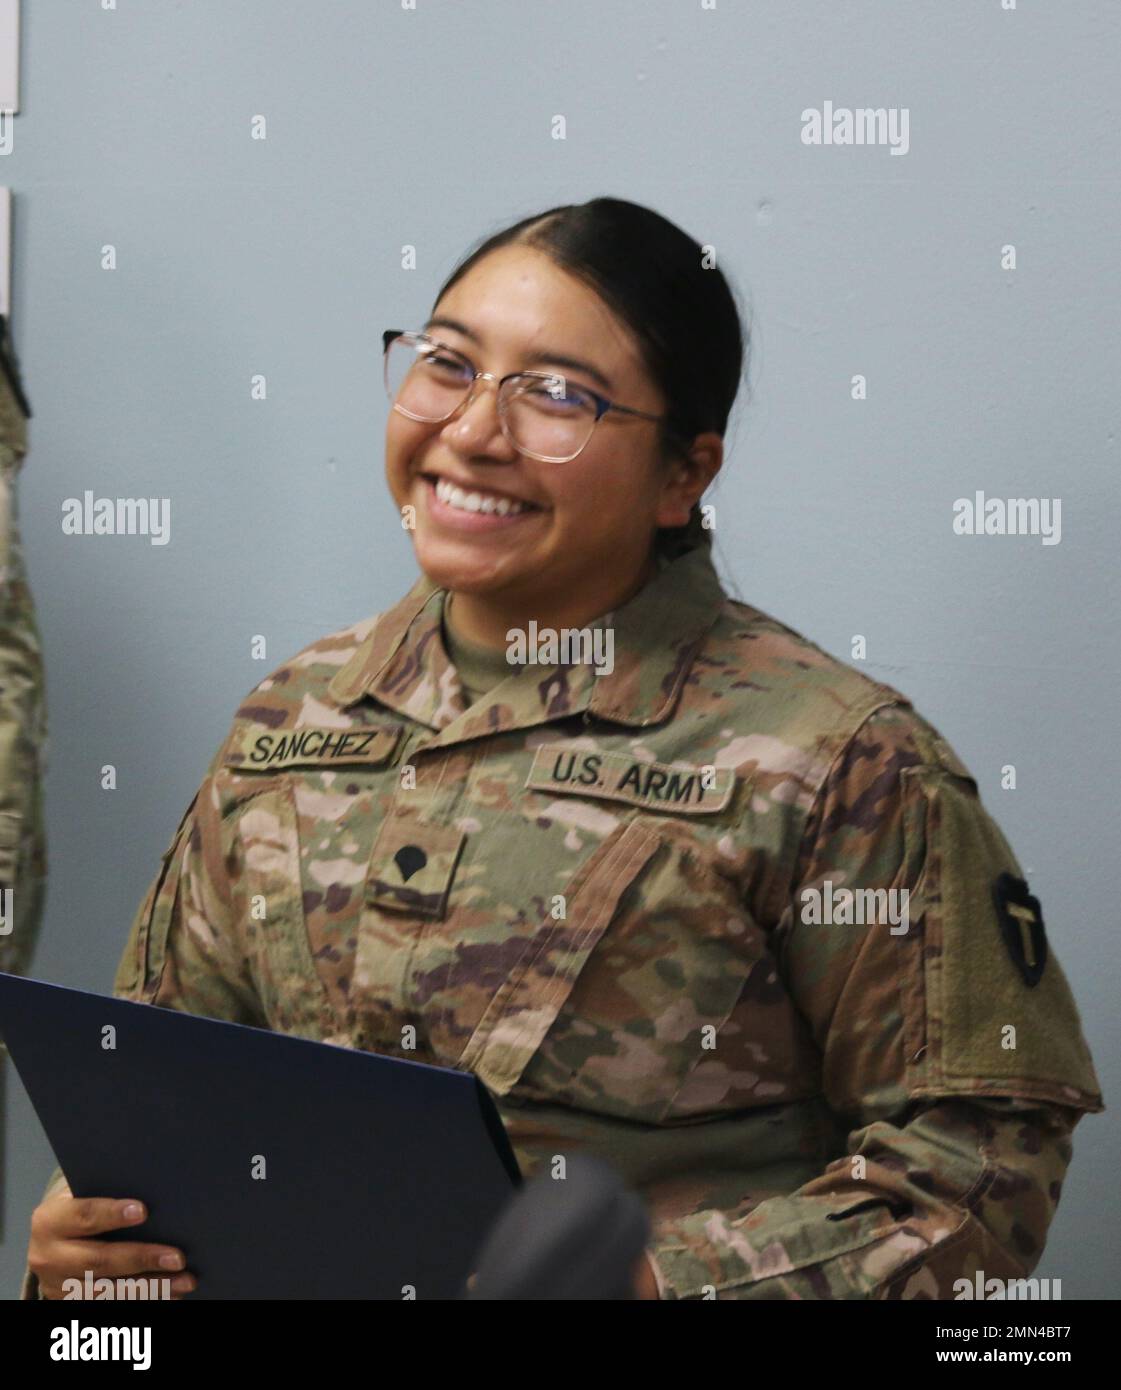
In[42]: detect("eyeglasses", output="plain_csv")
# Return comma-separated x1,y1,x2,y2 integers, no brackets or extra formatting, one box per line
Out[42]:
382,329,679,464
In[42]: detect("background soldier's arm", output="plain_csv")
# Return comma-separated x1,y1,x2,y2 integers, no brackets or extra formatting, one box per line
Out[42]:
0,312,45,977
646,704,1103,1300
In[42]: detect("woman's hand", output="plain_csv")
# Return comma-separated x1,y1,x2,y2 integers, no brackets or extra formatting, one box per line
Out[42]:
28,1181,196,1300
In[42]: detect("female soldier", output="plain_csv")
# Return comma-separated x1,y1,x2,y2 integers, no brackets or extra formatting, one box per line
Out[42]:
25,197,1102,1300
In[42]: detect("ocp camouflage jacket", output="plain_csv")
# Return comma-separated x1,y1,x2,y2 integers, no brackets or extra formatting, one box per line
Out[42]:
24,537,1105,1299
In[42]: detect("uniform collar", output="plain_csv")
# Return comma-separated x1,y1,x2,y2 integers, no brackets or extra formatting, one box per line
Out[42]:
327,539,727,739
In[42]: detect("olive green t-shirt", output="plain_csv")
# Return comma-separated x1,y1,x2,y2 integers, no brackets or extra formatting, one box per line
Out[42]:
441,596,524,704
440,590,625,705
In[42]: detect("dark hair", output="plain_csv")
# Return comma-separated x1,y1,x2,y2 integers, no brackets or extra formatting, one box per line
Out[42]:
431,197,750,555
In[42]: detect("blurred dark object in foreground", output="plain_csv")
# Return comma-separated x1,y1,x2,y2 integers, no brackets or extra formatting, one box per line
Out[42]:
466,1154,651,1300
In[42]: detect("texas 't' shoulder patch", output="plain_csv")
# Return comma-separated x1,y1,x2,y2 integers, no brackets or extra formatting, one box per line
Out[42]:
525,745,736,814
992,871,1048,988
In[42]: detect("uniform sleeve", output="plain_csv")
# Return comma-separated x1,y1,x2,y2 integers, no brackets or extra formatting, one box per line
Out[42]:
20,748,267,1299
646,703,1104,1300
110,754,266,1023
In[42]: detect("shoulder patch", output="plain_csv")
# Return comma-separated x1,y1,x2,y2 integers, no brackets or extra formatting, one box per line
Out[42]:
992,871,1047,987
900,765,1102,1110
525,745,735,815
223,723,401,771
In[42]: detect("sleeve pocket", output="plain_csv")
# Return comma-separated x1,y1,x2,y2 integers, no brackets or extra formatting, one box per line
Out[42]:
113,799,197,1001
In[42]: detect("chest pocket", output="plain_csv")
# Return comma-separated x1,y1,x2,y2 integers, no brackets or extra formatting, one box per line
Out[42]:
453,812,768,1125
220,718,404,1042
455,817,664,1095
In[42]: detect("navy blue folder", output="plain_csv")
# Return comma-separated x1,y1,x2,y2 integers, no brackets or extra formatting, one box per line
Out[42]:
0,972,521,1299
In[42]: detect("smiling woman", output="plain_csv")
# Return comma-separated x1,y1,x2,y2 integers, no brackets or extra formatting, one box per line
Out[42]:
381,203,735,646
23,197,1103,1302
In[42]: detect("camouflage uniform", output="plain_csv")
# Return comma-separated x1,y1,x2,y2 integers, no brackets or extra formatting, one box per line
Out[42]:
0,311,46,979
22,533,1102,1299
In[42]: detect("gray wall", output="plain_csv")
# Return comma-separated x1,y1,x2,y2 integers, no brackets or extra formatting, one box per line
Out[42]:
2,0,1117,1297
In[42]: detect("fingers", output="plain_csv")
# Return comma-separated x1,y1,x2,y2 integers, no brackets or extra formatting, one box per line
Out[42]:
35,1243,197,1300
33,1193,149,1241
29,1194,195,1300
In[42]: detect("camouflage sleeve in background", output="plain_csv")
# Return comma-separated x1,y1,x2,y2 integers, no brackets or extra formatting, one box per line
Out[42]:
0,311,46,978
646,705,1103,1299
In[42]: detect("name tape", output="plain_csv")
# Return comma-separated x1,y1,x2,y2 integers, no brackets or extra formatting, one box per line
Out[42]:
526,746,736,814
224,723,401,771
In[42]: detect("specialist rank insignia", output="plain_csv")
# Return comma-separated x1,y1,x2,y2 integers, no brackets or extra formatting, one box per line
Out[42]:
992,871,1048,988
